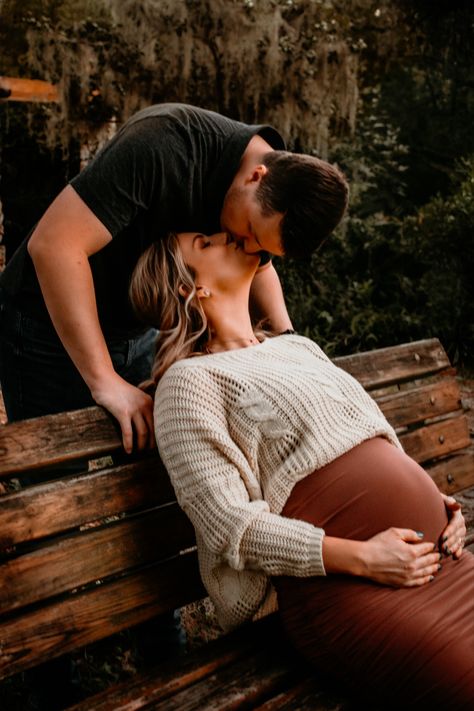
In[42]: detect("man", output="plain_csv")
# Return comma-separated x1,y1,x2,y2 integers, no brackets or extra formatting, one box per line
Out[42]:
0,103,348,452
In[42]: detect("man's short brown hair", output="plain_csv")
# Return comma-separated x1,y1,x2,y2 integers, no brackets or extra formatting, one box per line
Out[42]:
256,151,349,259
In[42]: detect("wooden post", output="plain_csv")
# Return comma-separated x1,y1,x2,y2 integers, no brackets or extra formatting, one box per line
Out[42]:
0,76,59,103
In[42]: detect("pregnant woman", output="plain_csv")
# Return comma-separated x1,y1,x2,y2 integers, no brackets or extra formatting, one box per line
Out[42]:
130,231,473,709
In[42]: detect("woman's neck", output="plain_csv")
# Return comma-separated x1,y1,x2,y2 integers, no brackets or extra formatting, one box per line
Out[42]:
204,299,258,353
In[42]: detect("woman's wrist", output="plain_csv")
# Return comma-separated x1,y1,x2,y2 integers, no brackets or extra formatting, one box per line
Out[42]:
322,536,367,577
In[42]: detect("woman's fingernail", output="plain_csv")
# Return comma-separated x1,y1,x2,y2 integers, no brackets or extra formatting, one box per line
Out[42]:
445,548,451,556
442,535,448,542
438,564,442,571
429,575,435,582
416,531,424,538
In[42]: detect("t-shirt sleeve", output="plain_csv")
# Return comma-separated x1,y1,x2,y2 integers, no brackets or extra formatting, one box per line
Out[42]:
154,366,326,578
70,118,167,237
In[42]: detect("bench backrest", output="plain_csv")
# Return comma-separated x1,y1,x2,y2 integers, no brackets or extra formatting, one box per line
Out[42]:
0,338,472,679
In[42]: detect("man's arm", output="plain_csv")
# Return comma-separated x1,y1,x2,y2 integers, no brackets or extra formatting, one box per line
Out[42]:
27,185,154,453
249,261,293,333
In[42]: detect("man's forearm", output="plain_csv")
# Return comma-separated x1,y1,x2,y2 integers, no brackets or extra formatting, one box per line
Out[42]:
28,237,116,391
250,262,293,333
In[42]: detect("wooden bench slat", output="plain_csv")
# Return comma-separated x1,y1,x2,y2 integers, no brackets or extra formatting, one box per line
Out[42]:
398,415,471,463
334,338,450,389
150,649,299,711
0,505,195,613
0,407,120,477
0,552,205,680
68,615,290,711
254,677,345,711
375,378,463,429
0,461,174,549
426,451,474,494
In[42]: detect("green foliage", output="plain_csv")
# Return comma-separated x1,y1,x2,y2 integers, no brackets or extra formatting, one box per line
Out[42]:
279,143,474,365
401,159,474,364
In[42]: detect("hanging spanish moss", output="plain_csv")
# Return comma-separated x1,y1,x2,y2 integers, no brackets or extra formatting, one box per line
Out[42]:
2,0,371,157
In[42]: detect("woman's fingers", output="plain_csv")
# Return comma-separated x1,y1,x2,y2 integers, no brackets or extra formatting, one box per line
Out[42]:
439,495,466,559
440,506,466,559
364,528,443,587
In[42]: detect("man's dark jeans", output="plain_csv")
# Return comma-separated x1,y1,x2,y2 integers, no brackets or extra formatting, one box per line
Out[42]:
0,292,157,422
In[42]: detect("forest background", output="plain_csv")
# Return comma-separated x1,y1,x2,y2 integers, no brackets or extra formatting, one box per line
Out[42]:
1,0,474,366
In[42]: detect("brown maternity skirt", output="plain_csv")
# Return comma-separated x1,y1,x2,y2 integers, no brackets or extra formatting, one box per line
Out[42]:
274,437,474,710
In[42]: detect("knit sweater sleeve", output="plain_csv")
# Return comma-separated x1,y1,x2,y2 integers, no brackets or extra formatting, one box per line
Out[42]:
154,365,326,578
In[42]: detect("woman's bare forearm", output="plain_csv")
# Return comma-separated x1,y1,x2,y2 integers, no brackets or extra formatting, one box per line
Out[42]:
322,528,442,587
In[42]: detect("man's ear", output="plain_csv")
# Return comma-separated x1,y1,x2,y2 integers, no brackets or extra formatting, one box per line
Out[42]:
246,164,268,184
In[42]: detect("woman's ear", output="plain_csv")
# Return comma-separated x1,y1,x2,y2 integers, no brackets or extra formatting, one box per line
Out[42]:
178,284,211,299
196,286,212,299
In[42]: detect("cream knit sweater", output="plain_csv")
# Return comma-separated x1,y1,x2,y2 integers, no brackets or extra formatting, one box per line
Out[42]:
154,335,400,630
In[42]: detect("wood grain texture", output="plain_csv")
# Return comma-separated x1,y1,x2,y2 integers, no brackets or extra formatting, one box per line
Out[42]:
0,460,174,549
375,378,463,429
0,504,195,613
426,451,474,494
68,615,290,711
148,650,298,711
0,552,205,679
0,407,120,477
334,338,450,389
399,415,471,463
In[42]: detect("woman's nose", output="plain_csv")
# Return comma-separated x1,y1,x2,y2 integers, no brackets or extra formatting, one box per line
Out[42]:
211,232,232,245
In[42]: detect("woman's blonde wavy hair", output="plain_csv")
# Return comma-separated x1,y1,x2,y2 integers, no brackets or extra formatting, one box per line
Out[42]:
129,232,209,387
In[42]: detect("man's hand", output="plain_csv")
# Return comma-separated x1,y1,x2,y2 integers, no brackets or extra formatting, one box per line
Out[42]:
92,374,155,454
439,494,466,559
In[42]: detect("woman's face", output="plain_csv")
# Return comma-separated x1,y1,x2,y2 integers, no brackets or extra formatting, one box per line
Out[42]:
176,232,261,293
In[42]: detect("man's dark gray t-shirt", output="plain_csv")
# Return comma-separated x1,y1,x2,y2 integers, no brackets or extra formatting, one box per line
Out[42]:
1,103,284,337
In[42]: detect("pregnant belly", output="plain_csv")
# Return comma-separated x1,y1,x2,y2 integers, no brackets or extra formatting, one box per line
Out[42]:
283,437,448,547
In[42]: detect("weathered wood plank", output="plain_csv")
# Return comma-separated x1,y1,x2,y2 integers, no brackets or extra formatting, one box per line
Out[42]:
0,505,195,613
399,415,471,464
375,378,463,429
68,615,284,711
254,677,347,711
149,649,299,711
0,552,205,680
0,460,174,549
334,339,450,390
0,407,121,477
425,451,474,494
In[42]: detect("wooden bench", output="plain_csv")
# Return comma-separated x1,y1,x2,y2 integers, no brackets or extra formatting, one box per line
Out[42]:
0,338,473,710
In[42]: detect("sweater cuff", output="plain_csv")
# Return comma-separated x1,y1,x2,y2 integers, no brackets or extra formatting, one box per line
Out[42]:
308,528,326,577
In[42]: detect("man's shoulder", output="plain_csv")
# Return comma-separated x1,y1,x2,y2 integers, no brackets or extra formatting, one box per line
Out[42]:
125,103,244,133
123,103,284,147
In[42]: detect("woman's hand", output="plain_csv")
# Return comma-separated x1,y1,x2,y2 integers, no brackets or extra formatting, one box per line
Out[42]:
360,528,442,587
439,494,466,559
